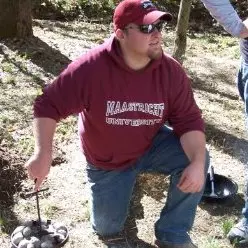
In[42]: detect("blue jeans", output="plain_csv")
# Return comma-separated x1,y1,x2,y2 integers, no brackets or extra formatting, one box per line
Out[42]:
237,59,248,120
86,126,210,244
237,59,248,218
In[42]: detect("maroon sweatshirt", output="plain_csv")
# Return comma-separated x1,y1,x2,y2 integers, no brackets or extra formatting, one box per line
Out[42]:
34,36,204,170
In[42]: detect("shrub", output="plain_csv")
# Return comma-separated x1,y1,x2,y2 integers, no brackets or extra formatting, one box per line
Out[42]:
32,0,248,31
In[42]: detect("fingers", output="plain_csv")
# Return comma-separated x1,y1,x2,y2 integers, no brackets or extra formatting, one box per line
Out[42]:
177,175,202,193
24,154,51,192
25,165,45,191
34,178,43,191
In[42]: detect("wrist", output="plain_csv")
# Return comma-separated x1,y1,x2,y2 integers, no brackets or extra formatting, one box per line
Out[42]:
240,24,248,39
190,157,205,168
34,149,53,158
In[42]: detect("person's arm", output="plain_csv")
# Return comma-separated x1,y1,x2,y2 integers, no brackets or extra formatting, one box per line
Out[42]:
167,59,207,193
25,59,88,190
201,0,248,38
25,117,57,190
26,69,84,190
177,130,206,193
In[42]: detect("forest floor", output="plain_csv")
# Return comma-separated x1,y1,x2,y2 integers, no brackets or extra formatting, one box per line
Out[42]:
0,20,248,248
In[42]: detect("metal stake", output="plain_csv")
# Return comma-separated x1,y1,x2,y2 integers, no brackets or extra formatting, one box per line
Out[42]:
35,190,42,235
210,165,217,197
33,179,43,236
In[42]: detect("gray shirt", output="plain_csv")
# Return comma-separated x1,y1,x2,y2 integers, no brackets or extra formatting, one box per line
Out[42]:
201,0,244,37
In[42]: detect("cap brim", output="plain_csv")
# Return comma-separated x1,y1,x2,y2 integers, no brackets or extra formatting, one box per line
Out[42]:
136,10,172,25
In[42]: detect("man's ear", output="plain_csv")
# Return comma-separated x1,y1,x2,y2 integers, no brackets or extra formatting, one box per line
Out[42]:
115,29,125,40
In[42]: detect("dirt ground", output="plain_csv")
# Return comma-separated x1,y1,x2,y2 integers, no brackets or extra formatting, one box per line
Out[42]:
1,20,248,248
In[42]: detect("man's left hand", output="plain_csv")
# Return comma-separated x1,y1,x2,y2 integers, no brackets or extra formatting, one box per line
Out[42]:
177,162,205,193
240,18,248,38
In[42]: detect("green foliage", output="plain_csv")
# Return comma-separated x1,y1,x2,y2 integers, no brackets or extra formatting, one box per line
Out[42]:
203,238,221,248
44,204,60,218
0,215,6,227
0,211,8,234
56,116,77,142
44,0,80,13
34,0,121,20
77,0,116,19
17,135,35,156
33,0,248,29
1,62,15,73
222,219,234,236
33,0,180,20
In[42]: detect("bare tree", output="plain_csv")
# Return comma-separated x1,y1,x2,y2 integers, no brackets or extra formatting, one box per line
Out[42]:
0,0,33,38
173,0,192,64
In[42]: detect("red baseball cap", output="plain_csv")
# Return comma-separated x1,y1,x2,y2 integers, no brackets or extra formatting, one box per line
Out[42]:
113,0,172,30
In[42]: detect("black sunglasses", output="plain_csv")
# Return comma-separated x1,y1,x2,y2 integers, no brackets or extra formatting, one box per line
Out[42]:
125,21,166,34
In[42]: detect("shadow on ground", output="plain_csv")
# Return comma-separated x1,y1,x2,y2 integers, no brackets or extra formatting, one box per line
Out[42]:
191,74,238,101
199,193,245,217
190,72,248,164
33,20,110,40
0,148,26,241
1,35,71,86
111,173,169,247
205,123,248,165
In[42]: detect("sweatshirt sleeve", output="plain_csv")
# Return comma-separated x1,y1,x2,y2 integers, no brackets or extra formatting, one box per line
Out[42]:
201,0,244,37
34,60,88,122
167,63,205,137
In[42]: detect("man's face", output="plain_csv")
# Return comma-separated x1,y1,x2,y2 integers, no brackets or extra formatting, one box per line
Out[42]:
121,20,164,60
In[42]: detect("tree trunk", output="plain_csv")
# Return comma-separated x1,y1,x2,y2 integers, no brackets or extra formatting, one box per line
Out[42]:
0,0,33,38
173,0,192,64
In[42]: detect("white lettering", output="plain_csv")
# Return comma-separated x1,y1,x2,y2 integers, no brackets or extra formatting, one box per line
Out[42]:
106,101,115,116
106,101,165,117
106,117,162,126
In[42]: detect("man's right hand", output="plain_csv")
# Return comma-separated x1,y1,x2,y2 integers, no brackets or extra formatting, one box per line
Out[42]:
24,153,52,191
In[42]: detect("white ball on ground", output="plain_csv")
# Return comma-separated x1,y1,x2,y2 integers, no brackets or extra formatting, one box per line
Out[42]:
40,240,53,248
40,234,54,243
13,226,25,236
12,232,24,246
30,236,41,248
17,239,29,248
27,243,35,248
23,226,32,238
